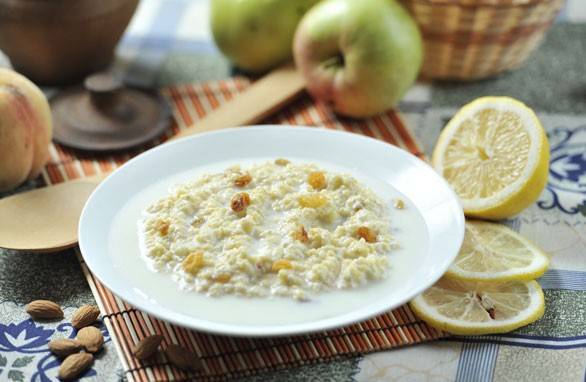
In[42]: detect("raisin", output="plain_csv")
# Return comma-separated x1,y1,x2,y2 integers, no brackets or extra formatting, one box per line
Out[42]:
234,174,252,187
231,192,251,213
182,252,204,274
271,259,293,272
356,226,377,243
308,171,327,190
215,274,231,283
275,158,290,166
155,220,170,236
394,199,405,209
299,194,327,208
292,225,309,243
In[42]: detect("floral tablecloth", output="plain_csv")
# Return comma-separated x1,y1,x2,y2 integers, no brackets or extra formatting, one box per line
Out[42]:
1,0,585,381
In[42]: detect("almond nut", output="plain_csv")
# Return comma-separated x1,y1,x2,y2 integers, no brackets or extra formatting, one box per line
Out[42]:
76,326,104,353
165,344,202,371
71,305,100,329
271,259,293,272
48,338,82,358
58,352,93,381
26,300,63,319
132,334,163,360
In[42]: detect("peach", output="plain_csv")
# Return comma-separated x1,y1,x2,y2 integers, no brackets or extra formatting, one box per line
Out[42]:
0,68,52,191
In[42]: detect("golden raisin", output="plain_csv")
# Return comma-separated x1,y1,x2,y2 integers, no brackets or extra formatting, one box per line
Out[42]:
231,192,251,213
155,220,170,236
299,194,328,208
215,274,231,283
394,199,405,209
356,226,377,243
271,259,293,272
182,252,205,274
308,171,327,190
234,174,252,188
275,158,290,166
292,225,309,243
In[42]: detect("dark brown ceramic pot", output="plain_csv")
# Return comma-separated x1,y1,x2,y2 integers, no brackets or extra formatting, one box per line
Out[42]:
0,0,139,85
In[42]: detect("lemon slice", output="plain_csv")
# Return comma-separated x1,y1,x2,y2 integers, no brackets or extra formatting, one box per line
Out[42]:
445,221,549,282
432,97,550,220
410,278,545,335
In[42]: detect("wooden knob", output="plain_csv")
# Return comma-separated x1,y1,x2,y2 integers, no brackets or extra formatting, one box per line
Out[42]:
84,72,124,117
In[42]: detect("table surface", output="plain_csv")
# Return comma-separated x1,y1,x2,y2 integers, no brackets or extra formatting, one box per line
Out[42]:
0,1,585,381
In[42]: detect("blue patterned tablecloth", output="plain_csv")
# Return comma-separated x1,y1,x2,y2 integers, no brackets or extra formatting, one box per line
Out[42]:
0,1,585,381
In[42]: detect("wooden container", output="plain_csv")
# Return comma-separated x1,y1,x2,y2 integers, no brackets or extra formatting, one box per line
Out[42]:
399,0,564,80
0,0,138,85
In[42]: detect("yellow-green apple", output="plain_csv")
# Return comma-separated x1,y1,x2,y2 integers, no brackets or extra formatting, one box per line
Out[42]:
211,0,320,73
0,68,52,191
293,0,423,117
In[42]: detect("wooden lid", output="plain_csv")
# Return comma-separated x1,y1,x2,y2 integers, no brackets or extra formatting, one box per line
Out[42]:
51,73,171,151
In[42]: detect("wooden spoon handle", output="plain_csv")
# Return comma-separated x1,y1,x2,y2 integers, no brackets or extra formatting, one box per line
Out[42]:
173,64,305,139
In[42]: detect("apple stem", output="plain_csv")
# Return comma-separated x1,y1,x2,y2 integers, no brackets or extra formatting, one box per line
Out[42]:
322,54,345,70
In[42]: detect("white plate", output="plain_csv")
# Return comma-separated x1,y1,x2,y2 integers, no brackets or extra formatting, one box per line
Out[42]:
79,126,464,337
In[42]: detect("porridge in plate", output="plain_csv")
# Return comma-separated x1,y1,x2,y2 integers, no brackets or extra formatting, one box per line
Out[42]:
140,160,398,301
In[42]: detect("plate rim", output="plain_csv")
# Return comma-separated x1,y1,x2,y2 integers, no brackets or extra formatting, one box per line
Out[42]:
79,125,465,337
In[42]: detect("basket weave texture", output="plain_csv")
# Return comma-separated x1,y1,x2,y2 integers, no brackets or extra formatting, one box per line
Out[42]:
400,0,565,80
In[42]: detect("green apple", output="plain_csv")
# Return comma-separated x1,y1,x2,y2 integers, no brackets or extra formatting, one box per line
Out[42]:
211,0,320,73
293,0,423,117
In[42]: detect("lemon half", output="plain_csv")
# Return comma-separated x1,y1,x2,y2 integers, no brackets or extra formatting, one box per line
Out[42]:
445,221,549,282
432,97,549,220
410,278,545,335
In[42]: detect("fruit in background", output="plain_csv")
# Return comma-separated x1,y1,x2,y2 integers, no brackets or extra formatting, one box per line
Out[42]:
432,97,550,220
211,0,320,73
293,0,422,118
0,69,52,191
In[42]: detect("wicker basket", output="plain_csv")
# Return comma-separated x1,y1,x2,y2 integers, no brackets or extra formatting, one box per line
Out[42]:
400,0,565,80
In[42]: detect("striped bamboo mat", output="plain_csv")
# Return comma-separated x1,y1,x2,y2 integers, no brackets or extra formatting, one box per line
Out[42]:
43,78,446,381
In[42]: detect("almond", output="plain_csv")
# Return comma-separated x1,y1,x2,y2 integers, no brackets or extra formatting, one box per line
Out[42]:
132,334,163,360
48,338,82,358
164,344,202,371
58,352,93,381
71,305,100,329
26,300,63,319
76,326,104,353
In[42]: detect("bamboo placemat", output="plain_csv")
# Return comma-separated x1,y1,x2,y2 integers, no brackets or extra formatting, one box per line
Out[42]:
42,77,446,381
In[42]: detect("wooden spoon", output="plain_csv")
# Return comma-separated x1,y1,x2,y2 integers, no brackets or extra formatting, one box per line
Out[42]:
0,65,305,253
